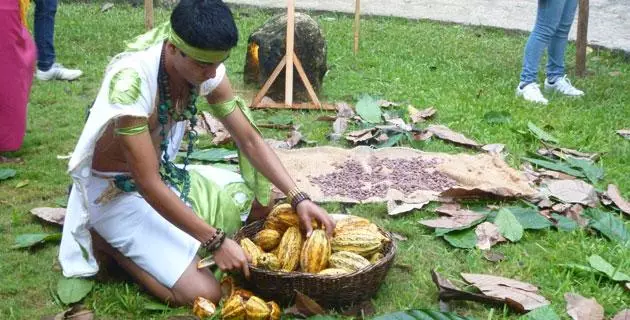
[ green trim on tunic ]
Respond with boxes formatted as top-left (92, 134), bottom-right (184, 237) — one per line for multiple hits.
top-left (206, 97), bottom-right (272, 206)
top-left (108, 68), bottom-right (142, 105)
top-left (114, 124), bottom-right (148, 136)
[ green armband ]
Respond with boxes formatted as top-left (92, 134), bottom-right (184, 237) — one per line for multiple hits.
top-left (206, 97), bottom-right (242, 118)
top-left (114, 124), bottom-right (149, 136)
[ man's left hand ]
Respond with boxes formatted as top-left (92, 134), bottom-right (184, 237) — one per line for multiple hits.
top-left (295, 200), bottom-right (335, 238)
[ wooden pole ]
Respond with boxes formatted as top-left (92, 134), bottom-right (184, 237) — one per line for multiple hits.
top-left (576, 0), bottom-right (589, 77)
top-left (354, 0), bottom-right (360, 54)
top-left (144, 0), bottom-right (154, 30)
top-left (285, 0), bottom-right (296, 106)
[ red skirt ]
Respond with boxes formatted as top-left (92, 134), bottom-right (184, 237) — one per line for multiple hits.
top-left (0, 2), bottom-right (36, 152)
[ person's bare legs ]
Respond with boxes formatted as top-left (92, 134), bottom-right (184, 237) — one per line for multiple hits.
top-left (91, 231), bottom-right (221, 306)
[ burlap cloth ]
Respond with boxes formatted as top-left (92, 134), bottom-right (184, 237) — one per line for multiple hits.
top-left (275, 146), bottom-right (537, 204)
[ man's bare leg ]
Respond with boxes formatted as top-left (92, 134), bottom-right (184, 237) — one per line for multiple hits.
top-left (91, 231), bottom-right (221, 306)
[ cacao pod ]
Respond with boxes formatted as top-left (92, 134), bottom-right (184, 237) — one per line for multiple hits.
top-left (369, 252), bottom-right (384, 264)
top-left (240, 238), bottom-right (263, 266)
top-left (317, 268), bottom-right (349, 276)
top-left (299, 229), bottom-right (331, 273)
top-left (244, 296), bottom-right (270, 320)
top-left (263, 203), bottom-right (300, 232)
top-left (221, 294), bottom-right (246, 320)
top-left (267, 301), bottom-right (281, 320)
top-left (220, 276), bottom-right (235, 298)
top-left (233, 288), bottom-right (255, 300)
top-left (331, 229), bottom-right (383, 257)
top-left (276, 226), bottom-right (303, 272)
top-left (328, 251), bottom-right (370, 272)
top-left (253, 229), bottom-right (281, 251)
top-left (193, 296), bottom-right (216, 318)
top-left (333, 216), bottom-right (372, 235)
top-left (257, 252), bottom-right (281, 271)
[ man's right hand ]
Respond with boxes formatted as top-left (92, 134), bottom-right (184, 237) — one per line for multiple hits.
top-left (212, 238), bottom-right (251, 279)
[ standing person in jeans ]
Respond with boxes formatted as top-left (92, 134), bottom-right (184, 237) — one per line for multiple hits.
top-left (516, 0), bottom-right (584, 105)
top-left (34, 0), bottom-right (82, 81)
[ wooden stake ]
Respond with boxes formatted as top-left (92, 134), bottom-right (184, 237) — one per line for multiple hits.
top-left (252, 56), bottom-right (287, 107)
top-left (285, 0), bottom-right (296, 106)
top-left (354, 0), bottom-right (361, 54)
top-left (293, 55), bottom-right (321, 107)
top-left (144, 0), bottom-right (154, 30)
top-left (576, 0), bottom-right (589, 77)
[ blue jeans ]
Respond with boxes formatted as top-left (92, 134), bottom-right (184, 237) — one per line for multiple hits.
top-left (34, 0), bottom-right (58, 71)
top-left (520, 0), bottom-right (578, 84)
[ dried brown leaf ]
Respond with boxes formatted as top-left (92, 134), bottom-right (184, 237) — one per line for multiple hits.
top-left (482, 144), bottom-right (505, 154)
top-left (552, 203), bottom-right (573, 213)
top-left (376, 133), bottom-right (389, 143)
top-left (386, 118), bottom-right (412, 131)
top-left (411, 130), bottom-right (433, 141)
top-left (391, 232), bottom-right (408, 241)
top-left (286, 130), bottom-right (304, 149)
top-left (538, 169), bottom-right (578, 180)
top-left (377, 99), bottom-right (400, 108)
top-left (461, 273), bottom-right (549, 312)
top-left (258, 123), bottom-right (294, 130)
top-left (545, 180), bottom-right (598, 207)
top-left (564, 204), bottom-right (589, 227)
top-left (606, 184), bottom-right (630, 216)
top-left (537, 147), bottom-right (599, 161)
top-left (387, 200), bottom-right (429, 216)
top-left (336, 102), bottom-right (355, 118)
top-left (42, 305), bottom-right (94, 320)
top-left (483, 251), bottom-right (505, 262)
top-left (294, 290), bottom-right (326, 316)
top-left (30, 207), bottom-right (65, 225)
top-left (200, 112), bottom-right (232, 145)
top-left (330, 118), bottom-right (349, 141)
top-left (617, 129), bottom-right (630, 140)
top-left (431, 270), bottom-right (504, 306)
top-left (265, 139), bottom-right (291, 149)
top-left (475, 222), bottom-right (506, 250)
top-left (316, 115), bottom-right (337, 122)
top-left (408, 106), bottom-right (436, 123)
top-left (0, 156), bottom-right (24, 164)
top-left (612, 309), bottom-right (630, 320)
top-left (345, 128), bottom-right (376, 144)
top-left (565, 293), bottom-right (604, 320)
top-left (427, 125), bottom-right (481, 148)
top-left (537, 198), bottom-right (554, 209)
top-left (419, 207), bottom-right (485, 229)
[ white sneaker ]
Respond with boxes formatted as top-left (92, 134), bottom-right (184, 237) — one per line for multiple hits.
top-left (516, 82), bottom-right (548, 105)
top-left (36, 63), bottom-right (83, 81)
top-left (544, 75), bottom-right (584, 96)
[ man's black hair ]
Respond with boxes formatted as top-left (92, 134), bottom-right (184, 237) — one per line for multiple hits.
top-left (171, 0), bottom-right (238, 51)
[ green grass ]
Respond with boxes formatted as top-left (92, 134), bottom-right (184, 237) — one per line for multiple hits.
top-left (1, 2), bottom-right (629, 319)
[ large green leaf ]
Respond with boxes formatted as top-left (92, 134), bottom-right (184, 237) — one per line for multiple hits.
top-left (527, 122), bottom-right (559, 144)
top-left (12, 233), bottom-right (62, 249)
top-left (494, 208), bottom-right (524, 242)
top-left (522, 305), bottom-right (560, 320)
top-left (507, 207), bottom-right (553, 230)
top-left (586, 209), bottom-right (630, 247)
top-left (372, 309), bottom-right (475, 320)
top-left (0, 168), bottom-right (17, 181)
top-left (564, 156), bottom-right (604, 184)
top-left (588, 255), bottom-right (630, 281)
top-left (483, 111), bottom-right (511, 124)
top-left (521, 157), bottom-right (584, 178)
top-left (550, 213), bottom-right (578, 232)
top-left (356, 95), bottom-right (382, 124)
top-left (57, 278), bottom-right (94, 305)
top-left (443, 228), bottom-right (477, 249)
top-left (185, 148), bottom-right (237, 162)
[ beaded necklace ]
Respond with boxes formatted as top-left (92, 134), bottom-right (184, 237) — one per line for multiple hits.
top-left (114, 44), bottom-right (198, 201)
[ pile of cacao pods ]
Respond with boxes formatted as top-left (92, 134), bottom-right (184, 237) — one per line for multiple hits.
top-left (192, 276), bottom-right (282, 320)
top-left (241, 203), bottom-right (390, 275)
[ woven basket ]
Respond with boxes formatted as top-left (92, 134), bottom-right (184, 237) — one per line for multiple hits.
top-left (233, 219), bottom-right (396, 308)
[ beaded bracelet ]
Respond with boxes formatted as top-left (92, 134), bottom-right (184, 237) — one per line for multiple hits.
top-left (290, 191), bottom-right (311, 210)
top-left (202, 228), bottom-right (226, 253)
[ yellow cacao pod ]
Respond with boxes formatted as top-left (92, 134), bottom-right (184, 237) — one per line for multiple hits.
top-left (369, 252), bottom-right (384, 264)
top-left (220, 276), bottom-right (235, 298)
top-left (253, 229), bottom-right (282, 251)
top-left (257, 252), bottom-right (280, 271)
top-left (333, 216), bottom-right (372, 234)
top-left (244, 296), bottom-right (270, 320)
top-left (193, 296), bottom-right (216, 319)
top-left (263, 203), bottom-right (300, 232)
top-left (300, 229), bottom-right (331, 273)
top-left (221, 294), bottom-right (246, 320)
top-left (267, 301), bottom-right (281, 320)
top-left (240, 238), bottom-right (263, 266)
top-left (331, 229), bottom-right (383, 257)
top-left (329, 251), bottom-right (371, 272)
top-left (276, 226), bottom-right (303, 272)
top-left (317, 268), bottom-right (349, 276)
